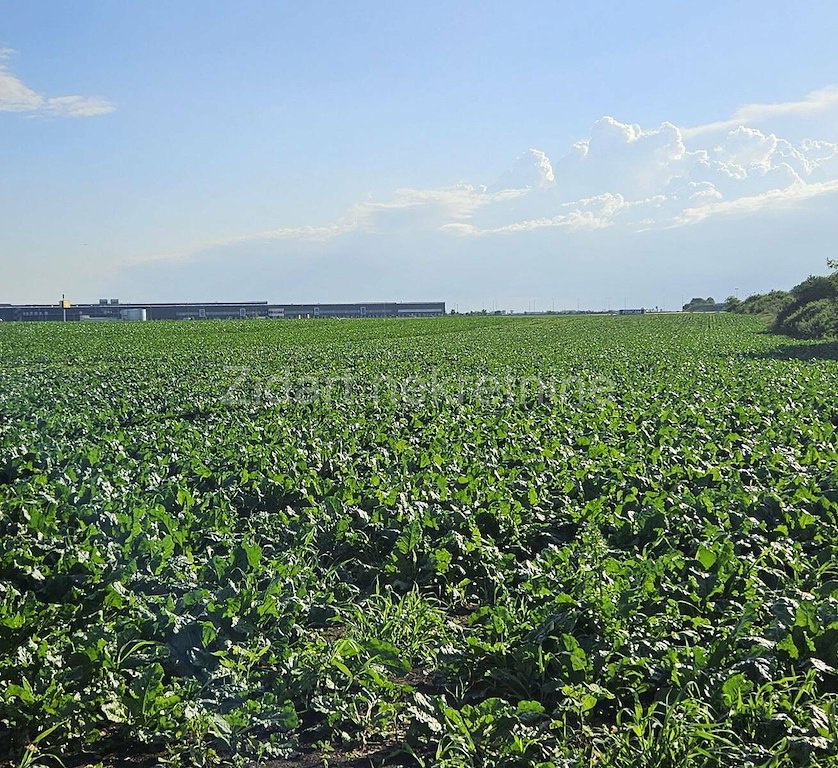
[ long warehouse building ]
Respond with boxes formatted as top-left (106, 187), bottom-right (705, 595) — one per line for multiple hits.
top-left (0, 300), bottom-right (446, 322)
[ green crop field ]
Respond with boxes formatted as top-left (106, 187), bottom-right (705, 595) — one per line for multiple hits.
top-left (1, 314), bottom-right (837, 767)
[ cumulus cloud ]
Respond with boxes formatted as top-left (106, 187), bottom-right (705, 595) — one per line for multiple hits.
top-left (136, 85), bottom-right (838, 266)
top-left (454, 115), bottom-right (838, 236)
top-left (491, 148), bottom-right (555, 191)
top-left (550, 118), bottom-right (689, 201)
top-left (0, 49), bottom-right (115, 118)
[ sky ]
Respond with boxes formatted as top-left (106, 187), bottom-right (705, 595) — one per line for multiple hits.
top-left (2, 1), bottom-right (838, 311)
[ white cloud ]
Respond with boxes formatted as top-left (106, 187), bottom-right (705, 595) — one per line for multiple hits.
top-left (0, 59), bottom-right (43, 112)
top-left (551, 117), bottom-right (689, 200)
top-left (0, 49), bottom-right (115, 118)
top-left (683, 86), bottom-right (838, 137)
top-left (800, 139), bottom-right (838, 182)
top-left (713, 126), bottom-right (777, 169)
top-left (134, 87), bottom-right (838, 268)
top-left (444, 193), bottom-right (628, 236)
top-left (42, 95), bottom-right (116, 118)
top-left (354, 184), bottom-right (496, 229)
top-left (492, 148), bottom-right (555, 191)
top-left (668, 180), bottom-right (838, 227)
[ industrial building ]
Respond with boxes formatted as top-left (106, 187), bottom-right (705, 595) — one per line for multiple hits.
top-left (0, 300), bottom-right (446, 322)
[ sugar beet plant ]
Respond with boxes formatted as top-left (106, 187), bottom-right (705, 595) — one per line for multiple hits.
top-left (0, 314), bottom-right (837, 767)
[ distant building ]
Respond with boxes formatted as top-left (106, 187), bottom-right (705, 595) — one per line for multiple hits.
top-left (274, 302), bottom-right (446, 319)
top-left (0, 300), bottom-right (446, 322)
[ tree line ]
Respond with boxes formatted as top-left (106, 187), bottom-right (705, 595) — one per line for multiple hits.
top-left (725, 260), bottom-right (838, 339)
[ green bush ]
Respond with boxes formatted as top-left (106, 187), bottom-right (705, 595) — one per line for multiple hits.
top-left (775, 298), bottom-right (838, 339)
top-left (734, 270), bottom-right (838, 339)
top-left (733, 290), bottom-right (791, 317)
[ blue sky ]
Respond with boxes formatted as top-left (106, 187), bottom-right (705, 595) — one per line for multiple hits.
top-left (2, 1), bottom-right (838, 310)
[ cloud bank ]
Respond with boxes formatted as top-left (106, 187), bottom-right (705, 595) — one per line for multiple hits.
top-left (145, 102), bottom-right (838, 261)
top-left (119, 85), bottom-right (838, 308)
top-left (0, 49), bottom-right (115, 118)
